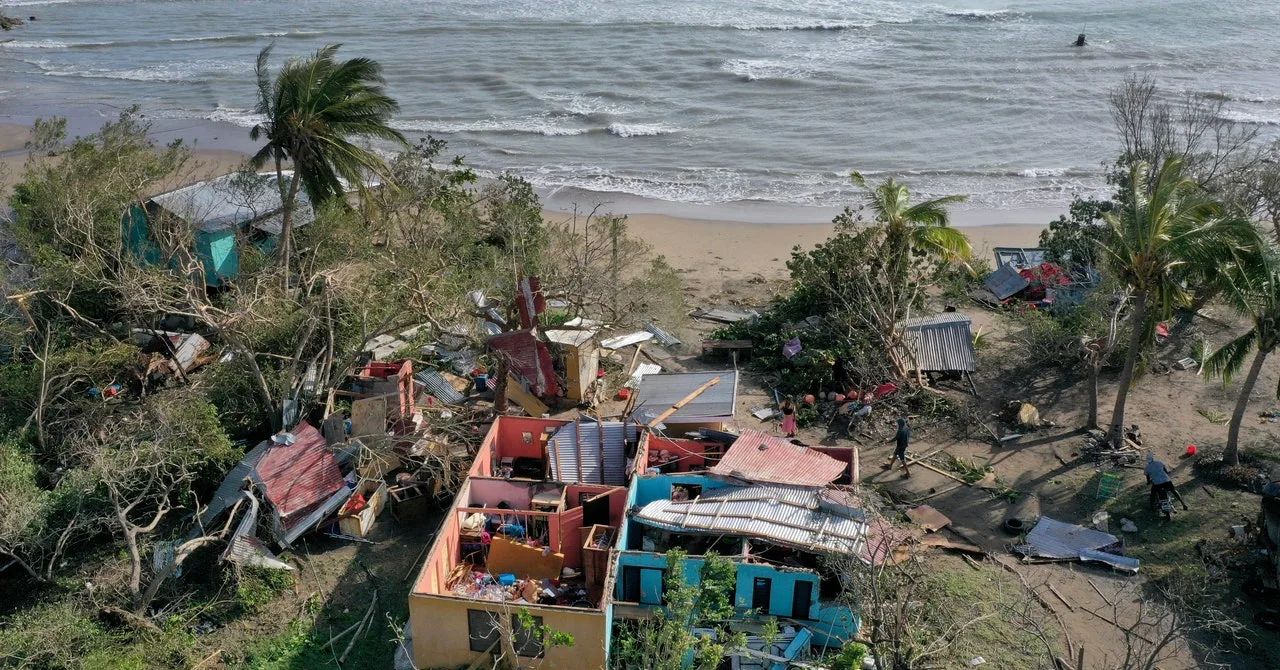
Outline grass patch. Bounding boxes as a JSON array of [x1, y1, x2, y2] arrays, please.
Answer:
[[915, 559, 1061, 669]]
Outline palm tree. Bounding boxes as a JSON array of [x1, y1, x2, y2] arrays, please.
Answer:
[[850, 172, 971, 270], [1202, 248, 1279, 465], [1099, 159, 1260, 446], [251, 43, 406, 284]]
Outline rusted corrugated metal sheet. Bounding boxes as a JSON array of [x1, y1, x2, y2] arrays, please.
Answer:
[[251, 422, 345, 520], [633, 484, 869, 558], [487, 328, 560, 397], [899, 313, 975, 373], [548, 420, 633, 485], [515, 277, 546, 329], [710, 429, 845, 486]]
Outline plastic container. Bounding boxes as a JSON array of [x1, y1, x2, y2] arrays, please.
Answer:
[[474, 374, 489, 393], [499, 573, 516, 586]]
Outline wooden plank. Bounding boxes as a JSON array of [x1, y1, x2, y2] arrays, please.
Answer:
[[905, 505, 952, 532], [1047, 583, 1075, 611], [350, 396, 387, 438], [644, 376, 720, 429], [486, 535, 564, 581], [506, 376, 549, 417]]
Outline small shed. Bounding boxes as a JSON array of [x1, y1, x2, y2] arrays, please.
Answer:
[[544, 319, 600, 402], [123, 171, 314, 286], [632, 371, 738, 431], [899, 313, 977, 393]]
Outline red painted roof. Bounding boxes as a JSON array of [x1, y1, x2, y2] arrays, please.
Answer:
[[254, 422, 345, 519], [710, 429, 846, 487], [487, 328, 560, 397]]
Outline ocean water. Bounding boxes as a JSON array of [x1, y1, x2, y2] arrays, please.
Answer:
[[4, 0, 1280, 216]]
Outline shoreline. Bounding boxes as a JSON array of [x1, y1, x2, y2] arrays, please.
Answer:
[[1, 117, 1050, 284]]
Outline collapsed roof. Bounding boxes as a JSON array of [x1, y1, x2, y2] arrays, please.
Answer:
[[633, 483, 870, 558], [709, 429, 846, 487]]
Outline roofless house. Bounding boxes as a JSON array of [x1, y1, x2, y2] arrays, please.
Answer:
[[122, 171, 314, 286]]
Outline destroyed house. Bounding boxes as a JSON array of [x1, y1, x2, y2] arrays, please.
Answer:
[[122, 171, 315, 287], [612, 433, 864, 654], [409, 416, 632, 668]]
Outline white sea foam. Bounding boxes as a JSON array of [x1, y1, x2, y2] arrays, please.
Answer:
[[721, 59, 810, 82], [29, 58, 252, 82], [1018, 167, 1069, 178], [392, 117, 591, 136], [605, 122, 678, 137], [1218, 109, 1280, 125], [944, 9, 1025, 22], [1, 39, 115, 49], [540, 92, 631, 117]]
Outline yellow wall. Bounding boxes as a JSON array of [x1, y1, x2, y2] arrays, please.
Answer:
[[409, 594, 607, 669]]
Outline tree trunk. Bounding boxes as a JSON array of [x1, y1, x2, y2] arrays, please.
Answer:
[[1224, 347, 1269, 466], [1108, 289, 1148, 447], [0, 547, 45, 583], [135, 535, 222, 614], [1086, 362, 1100, 430], [122, 525, 143, 597], [275, 158, 300, 290]]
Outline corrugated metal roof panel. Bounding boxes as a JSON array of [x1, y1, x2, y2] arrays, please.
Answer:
[[1021, 516, 1121, 560], [710, 429, 845, 486], [633, 371, 737, 420], [599, 331, 654, 350], [198, 440, 269, 528], [545, 328, 596, 347], [487, 328, 559, 396], [548, 420, 632, 485], [899, 314, 975, 372], [415, 369, 467, 405], [983, 264, 1029, 300], [252, 422, 345, 520], [150, 171, 313, 233], [633, 484, 869, 558], [644, 324, 681, 347]]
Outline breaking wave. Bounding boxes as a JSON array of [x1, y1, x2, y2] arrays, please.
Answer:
[[605, 122, 678, 137]]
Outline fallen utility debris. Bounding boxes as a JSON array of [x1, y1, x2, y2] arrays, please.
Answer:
[[690, 306, 760, 324], [906, 505, 952, 532], [1014, 516, 1138, 573]]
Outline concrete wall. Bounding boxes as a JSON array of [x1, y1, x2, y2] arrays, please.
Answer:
[[409, 594, 608, 669], [613, 552, 820, 617]]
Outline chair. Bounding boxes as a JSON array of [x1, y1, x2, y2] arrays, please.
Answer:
[[1097, 471, 1124, 501]]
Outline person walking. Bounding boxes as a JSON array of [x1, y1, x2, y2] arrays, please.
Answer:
[[779, 398, 797, 438], [883, 417, 912, 477]]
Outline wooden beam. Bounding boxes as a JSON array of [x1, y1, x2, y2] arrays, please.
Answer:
[[644, 376, 720, 429]]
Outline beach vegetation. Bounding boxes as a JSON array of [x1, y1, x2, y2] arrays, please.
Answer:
[[1098, 158, 1261, 447], [1201, 247, 1280, 465], [250, 43, 407, 287]]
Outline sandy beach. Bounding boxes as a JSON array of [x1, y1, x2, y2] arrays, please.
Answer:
[[0, 119, 1049, 290]]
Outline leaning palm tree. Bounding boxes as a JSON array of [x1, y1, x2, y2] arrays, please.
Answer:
[[1202, 248, 1279, 465], [851, 172, 971, 270], [1100, 158, 1261, 446], [251, 43, 406, 284]]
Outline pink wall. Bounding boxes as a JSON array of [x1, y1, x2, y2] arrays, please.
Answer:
[[470, 416, 570, 478], [467, 478, 537, 508]]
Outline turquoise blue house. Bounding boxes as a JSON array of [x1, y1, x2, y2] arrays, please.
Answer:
[[612, 434, 866, 664], [123, 172, 314, 286]]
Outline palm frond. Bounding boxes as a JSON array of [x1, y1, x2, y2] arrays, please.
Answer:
[[912, 225, 972, 260], [1202, 329, 1258, 384]]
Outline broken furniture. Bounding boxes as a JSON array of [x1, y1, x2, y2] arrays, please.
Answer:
[[337, 478, 389, 538], [701, 339, 753, 364]]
